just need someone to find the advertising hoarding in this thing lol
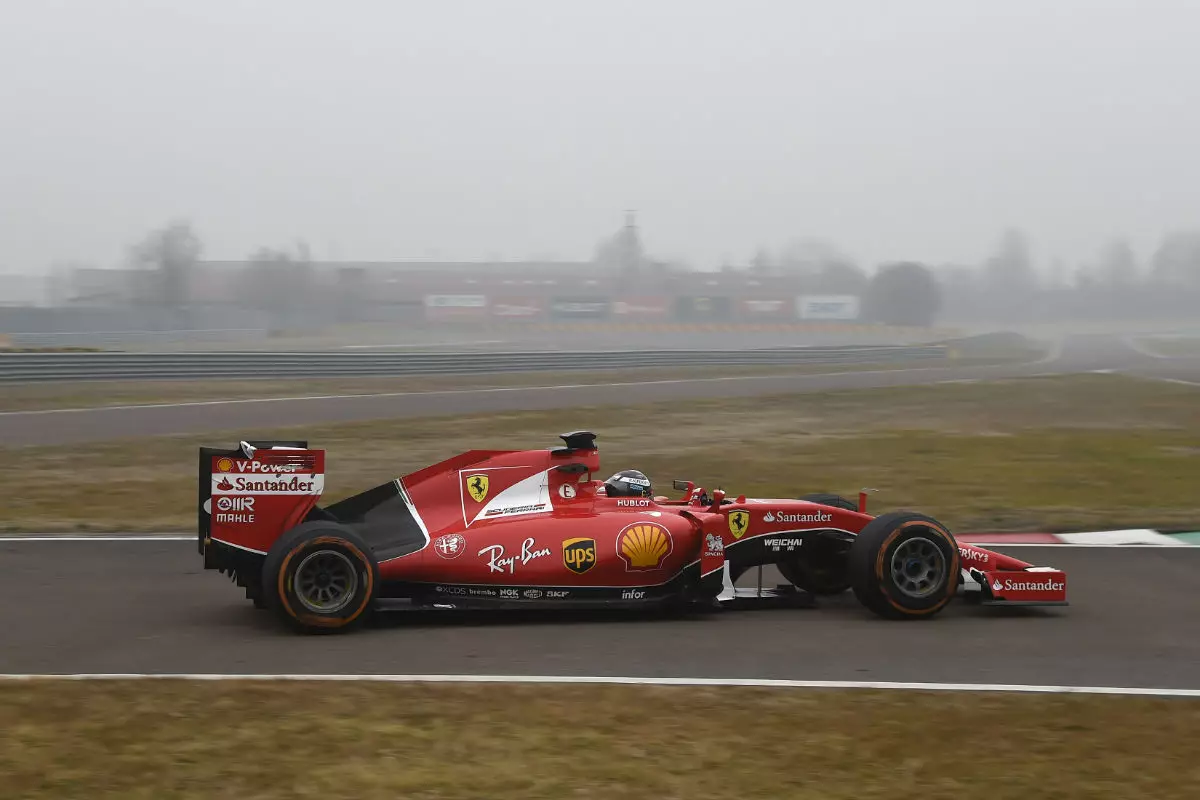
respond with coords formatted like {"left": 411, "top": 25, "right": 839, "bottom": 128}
{"left": 423, "top": 294, "right": 488, "bottom": 320}
{"left": 796, "top": 295, "right": 861, "bottom": 320}
{"left": 612, "top": 297, "right": 670, "bottom": 318}
{"left": 674, "top": 295, "right": 733, "bottom": 321}
{"left": 549, "top": 297, "right": 611, "bottom": 319}
{"left": 490, "top": 297, "right": 544, "bottom": 319}
{"left": 739, "top": 298, "right": 793, "bottom": 319}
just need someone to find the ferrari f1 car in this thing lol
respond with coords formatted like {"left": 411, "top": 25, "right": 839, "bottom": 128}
{"left": 198, "top": 431, "right": 1068, "bottom": 633}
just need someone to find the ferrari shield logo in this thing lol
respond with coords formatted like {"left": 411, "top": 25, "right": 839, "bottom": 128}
{"left": 466, "top": 474, "right": 490, "bottom": 502}
{"left": 728, "top": 510, "right": 750, "bottom": 539}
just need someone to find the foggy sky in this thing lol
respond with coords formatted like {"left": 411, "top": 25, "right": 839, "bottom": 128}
{"left": 2, "top": 0, "right": 1198, "bottom": 274}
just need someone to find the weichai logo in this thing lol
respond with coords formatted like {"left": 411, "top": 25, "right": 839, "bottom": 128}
{"left": 563, "top": 537, "right": 597, "bottom": 574}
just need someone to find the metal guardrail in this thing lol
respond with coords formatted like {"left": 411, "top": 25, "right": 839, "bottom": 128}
{"left": 0, "top": 345, "right": 946, "bottom": 383}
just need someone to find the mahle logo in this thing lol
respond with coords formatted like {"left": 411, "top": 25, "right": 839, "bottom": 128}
{"left": 466, "top": 474, "right": 490, "bottom": 502}
{"left": 563, "top": 537, "right": 597, "bottom": 574}
{"left": 727, "top": 510, "right": 750, "bottom": 539}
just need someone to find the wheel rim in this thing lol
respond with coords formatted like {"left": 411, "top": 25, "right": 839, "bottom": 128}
{"left": 294, "top": 549, "right": 359, "bottom": 614}
{"left": 889, "top": 536, "right": 947, "bottom": 599}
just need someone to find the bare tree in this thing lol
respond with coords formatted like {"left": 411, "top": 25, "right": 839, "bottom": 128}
{"left": 1150, "top": 231, "right": 1200, "bottom": 287}
{"left": 865, "top": 262, "right": 942, "bottom": 326}
{"left": 129, "top": 220, "right": 202, "bottom": 308}
{"left": 1096, "top": 238, "right": 1139, "bottom": 287}
{"left": 241, "top": 242, "right": 315, "bottom": 317}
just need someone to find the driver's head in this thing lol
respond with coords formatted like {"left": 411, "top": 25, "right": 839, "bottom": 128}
{"left": 603, "top": 469, "right": 652, "bottom": 498}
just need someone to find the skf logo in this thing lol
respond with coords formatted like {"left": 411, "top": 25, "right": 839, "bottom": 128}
{"left": 617, "top": 523, "right": 673, "bottom": 571}
{"left": 466, "top": 474, "right": 490, "bottom": 502}
{"left": 728, "top": 510, "right": 750, "bottom": 539}
{"left": 563, "top": 537, "right": 597, "bottom": 575}
{"left": 215, "top": 457, "right": 234, "bottom": 473}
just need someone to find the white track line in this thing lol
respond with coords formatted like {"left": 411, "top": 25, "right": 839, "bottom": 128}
{"left": 0, "top": 371, "right": 950, "bottom": 419}
{"left": 0, "top": 355, "right": 1066, "bottom": 417}
{"left": 0, "top": 673, "right": 1196, "bottom": 697}
{"left": 341, "top": 340, "right": 507, "bottom": 349}
{"left": 0, "top": 534, "right": 1194, "bottom": 548}
{"left": 1125, "top": 374, "right": 1200, "bottom": 388}
{"left": 0, "top": 535, "right": 194, "bottom": 542}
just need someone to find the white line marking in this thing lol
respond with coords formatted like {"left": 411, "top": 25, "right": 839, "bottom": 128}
{"left": 0, "top": 673, "right": 1196, "bottom": 697}
{"left": 0, "top": 357, "right": 1061, "bottom": 417}
{"left": 965, "top": 543, "right": 1192, "bottom": 548}
{"left": 0, "top": 535, "right": 193, "bottom": 542}
{"left": 0, "top": 535, "right": 1194, "bottom": 548}
{"left": 1129, "top": 374, "right": 1200, "bottom": 388}
{"left": 0, "top": 368, "right": 950, "bottom": 416}
{"left": 341, "top": 340, "right": 506, "bottom": 349}
{"left": 1123, "top": 336, "right": 1170, "bottom": 359}
{"left": 1057, "top": 529, "right": 1189, "bottom": 546}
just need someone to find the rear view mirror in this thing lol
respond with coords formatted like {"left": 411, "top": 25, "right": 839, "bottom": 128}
{"left": 672, "top": 479, "right": 691, "bottom": 491}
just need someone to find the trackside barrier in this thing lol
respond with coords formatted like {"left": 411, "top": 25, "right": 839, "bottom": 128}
{"left": 0, "top": 345, "right": 947, "bottom": 383}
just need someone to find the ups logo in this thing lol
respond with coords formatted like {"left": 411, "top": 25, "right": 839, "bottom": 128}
{"left": 563, "top": 537, "right": 597, "bottom": 575}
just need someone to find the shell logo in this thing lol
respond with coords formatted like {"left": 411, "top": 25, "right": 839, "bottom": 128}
{"left": 617, "top": 522, "right": 673, "bottom": 571}
{"left": 215, "top": 457, "right": 234, "bottom": 473}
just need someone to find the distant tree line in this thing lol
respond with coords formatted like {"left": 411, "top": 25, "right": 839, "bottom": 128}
{"left": 741, "top": 227, "right": 1200, "bottom": 327}
{"left": 124, "top": 218, "right": 1200, "bottom": 328}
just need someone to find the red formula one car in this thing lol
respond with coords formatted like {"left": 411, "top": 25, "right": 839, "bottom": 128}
{"left": 197, "top": 431, "right": 1068, "bottom": 633}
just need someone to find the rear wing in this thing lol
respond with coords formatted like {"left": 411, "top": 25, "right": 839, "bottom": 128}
{"left": 198, "top": 440, "right": 325, "bottom": 557}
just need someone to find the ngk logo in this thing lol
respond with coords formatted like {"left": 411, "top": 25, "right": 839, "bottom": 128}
{"left": 216, "top": 497, "right": 255, "bottom": 512}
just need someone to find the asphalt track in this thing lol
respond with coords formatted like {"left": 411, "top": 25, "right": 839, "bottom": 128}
{"left": 3, "top": 538, "right": 1198, "bottom": 689}
{"left": 3, "top": 334, "right": 1199, "bottom": 447}
{"left": 3, "top": 333, "right": 1199, "bottom": 689}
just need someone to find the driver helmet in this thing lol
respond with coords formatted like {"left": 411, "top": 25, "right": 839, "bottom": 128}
{"left": 603, "top": 469, "right": 652, "bottom": 498}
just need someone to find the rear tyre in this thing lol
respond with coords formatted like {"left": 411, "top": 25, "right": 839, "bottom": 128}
{"left": 261, "top": 522, "right": 379, "bottom": 634}
{"left": 847, "top": 511, "right": 960, "bottom": 620}
{"left": 776, "top": 493, "right": 857, "bottom": 595}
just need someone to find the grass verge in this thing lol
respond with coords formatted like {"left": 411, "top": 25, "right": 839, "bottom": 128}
{"left": 1138, "top": 336, "right": 1200, "bottom": 357}
{"left": 3, "top": 373, "right": 1198, "bottom": 533}
{"left": 0, "top": 361, "right": 948, "bottom": 412}
{"left": 0, "top": 681, "right": 1196, "bottom": 799}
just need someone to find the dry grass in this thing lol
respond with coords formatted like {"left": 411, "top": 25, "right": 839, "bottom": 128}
{"left": 0, "top": 681, "right": 1196, "bottom": 800}
{"left": 1139, "top": 336, "right": 1200, "bottom": 357}
{"left": 2, "top": 373, "right": 1198, "bottom": 533}
{"left": 0, "top": 361, "right": 935, "bottom": 412}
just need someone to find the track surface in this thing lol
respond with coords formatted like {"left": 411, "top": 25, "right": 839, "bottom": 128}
{"left": 3, "top": 334, "right": 1199, "bottom": 687}
{"left": 3, "top": 539, "right": 1198, "bottom": 689}
{"left": 4, "top": 334, "right": 1198, "bottom": 447}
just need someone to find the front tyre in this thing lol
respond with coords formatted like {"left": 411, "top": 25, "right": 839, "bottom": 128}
{"left": 261, "top": 522, "right": 379, "bottom": 634}
{"left": 848, "top": 511, "right": 960, "bottom": 619}
{"left": 776, "top": 493, "right": 859, "bottom": 595}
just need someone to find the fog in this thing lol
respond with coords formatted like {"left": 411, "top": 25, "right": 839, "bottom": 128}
{"left": 2, "top": 0, "right": 1199, "bottom": 276}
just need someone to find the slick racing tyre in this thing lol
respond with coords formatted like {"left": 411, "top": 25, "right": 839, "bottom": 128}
{"left": 776, "top": 493, "right": 857, "bottom": 595}
{"left": 261, "top": 522, "right": 379, "bottom": 634}
{"left": 848, "top": 511, "right": 960, "bottom": 620}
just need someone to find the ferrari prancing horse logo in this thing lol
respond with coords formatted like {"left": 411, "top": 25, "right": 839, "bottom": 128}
{"left": 728, "top": 510, "right": 749, "bottom": 539}
{"left": 466, "top": 474, "right": 490, "bottom": 502}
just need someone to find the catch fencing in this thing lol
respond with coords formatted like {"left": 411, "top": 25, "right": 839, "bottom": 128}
{"left": 0, "top": 345, "right": 946, "bottom": 383}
